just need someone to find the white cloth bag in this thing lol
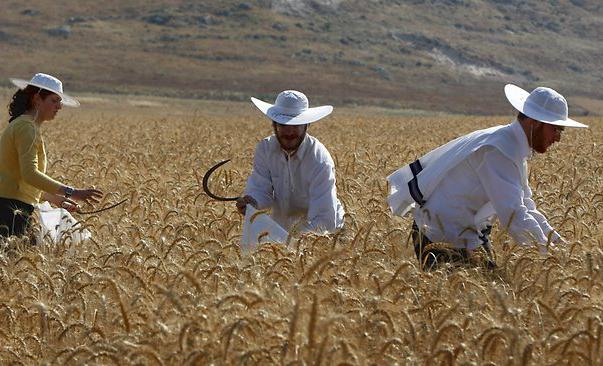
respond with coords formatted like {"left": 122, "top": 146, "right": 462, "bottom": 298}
{"left": 36, "top": 202, "right": 91, "bottom": 244}
{"left": 241, "top": 205, "right": 288, "bottom": 252}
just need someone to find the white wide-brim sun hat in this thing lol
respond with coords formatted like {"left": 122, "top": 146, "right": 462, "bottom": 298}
{"left": 251, "top": 90, "right": 332, "bottom": 125}
{"left": 505, "top": 84, "right": 586, "bottom": 128}
{"left": 9, "top": 73, "right": 80, "bottom": 107}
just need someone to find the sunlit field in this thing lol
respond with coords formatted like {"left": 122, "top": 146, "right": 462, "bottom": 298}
{"left": 1, "top": 95, "right": 601, "bottom": 365}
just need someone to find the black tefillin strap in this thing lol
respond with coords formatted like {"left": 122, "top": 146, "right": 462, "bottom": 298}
{"left": 407, "top": 159, "right": 426, "bottom": 207}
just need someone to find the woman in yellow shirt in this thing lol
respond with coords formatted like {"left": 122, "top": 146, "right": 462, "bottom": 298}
{"left": 0, "top": 73, "right": 103, "bottom": 238}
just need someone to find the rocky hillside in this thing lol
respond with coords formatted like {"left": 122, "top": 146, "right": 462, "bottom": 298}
{"left": 1, "top": 0, "right": 602, "bottom": 114}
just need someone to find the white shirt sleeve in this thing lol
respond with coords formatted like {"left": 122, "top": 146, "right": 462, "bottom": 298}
{"left": 306, "top": 162, "right": 339, "bottom": 232}
{"left": 244, "top": 142, "right": 275, "bottom": 210}
{"left": 469, "top": 147, "right": 549, "bottom": 245}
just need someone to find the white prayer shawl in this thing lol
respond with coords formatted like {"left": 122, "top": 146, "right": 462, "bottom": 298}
{"left": 388, "top": 123, "right": 524, "bottom": 217}
{"left": 388, "top": 120, "right": 559, "bottom": 249}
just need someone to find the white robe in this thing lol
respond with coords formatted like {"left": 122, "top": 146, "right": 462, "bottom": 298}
{"left": 245, "top": 134, "right": 345, "bottom": 233}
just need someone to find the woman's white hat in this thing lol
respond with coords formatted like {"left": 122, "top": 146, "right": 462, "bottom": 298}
{"left": 505, "top": 84, "right": 586, "bottom": 128}
{"left": 251, "top": 90, "right": 332, "bottom": 125}
{"left": 9, "top": 73, "right": 80, "bottom": 107}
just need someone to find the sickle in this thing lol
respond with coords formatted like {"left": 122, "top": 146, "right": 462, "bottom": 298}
{"left": 78, "top": 199, "right": 128, "bottom": 215}
{"left": 202, "top": 159, "right": 241, "bottom": 201}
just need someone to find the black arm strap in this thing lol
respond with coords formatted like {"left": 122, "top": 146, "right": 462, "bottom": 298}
{"left": 407, "top": 159, "right": 426, "bottom": 206}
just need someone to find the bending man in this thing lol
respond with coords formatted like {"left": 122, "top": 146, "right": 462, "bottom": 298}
{"left": 236, "top": 90, "right": 344, "bottom": 233}
{"left": 387, "top": 84, "right": 587, "bottom": 270}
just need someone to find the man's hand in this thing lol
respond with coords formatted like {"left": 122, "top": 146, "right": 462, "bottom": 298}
{"left": 541, "top": 235, "right": 567, "bottom": 254}
{"left": 236, "top": 195, "right": 257, "bottom": 215}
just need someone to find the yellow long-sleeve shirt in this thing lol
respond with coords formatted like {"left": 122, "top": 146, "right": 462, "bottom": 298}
{"left": 0, "top": 114, "right": 64, "bottom": 205}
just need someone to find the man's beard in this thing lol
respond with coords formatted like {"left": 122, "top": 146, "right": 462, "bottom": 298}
{"left": 273, "top": 124, "right": 308, "bottom": 153}
{"left": 277, "top": 132, "right": 306, "bottom": 152}
{"left": 531, "top": 123, "right": 547, "bottom": 153}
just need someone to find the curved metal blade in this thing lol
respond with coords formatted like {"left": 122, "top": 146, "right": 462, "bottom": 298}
{"left": 202, "top": 159, "right": 241, "bottom": 201}
{"left": 78, "top": 198, "right": 128, "bottom": 215}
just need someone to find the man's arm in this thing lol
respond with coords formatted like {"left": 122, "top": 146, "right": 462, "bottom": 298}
{"left": 471, "top": 147, "right": 549, "bottom": 246}
{"left": 306, "top": 162, "right": 339, "bottom": 233}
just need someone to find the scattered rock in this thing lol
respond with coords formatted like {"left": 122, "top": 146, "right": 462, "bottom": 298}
{"left": 272, "top": 22, "right": 288, "bottom": 32}
{"left": 271, "top": 0, "right": 344, "bottom": 17}
{"left": 215, "top": 10, "right": 231, "bottom": 17}
{"left": 569, "top": 0, "right": 587, "bottom": 7}
{"left": 339, "top": 36, "right": 360, "bottom": 46}
{"left": 144, "top": 14, "right": 172, "bottom": 26}
{"left": 236, "top": 3, "right": 252, "bottom": 11}
{"left": 391, "top": 32, "right": 442, "bottom": 49}
{"left": 544, "top": 21, "right": 560, "bottom": 33}
{"left": 158, "top": 34, "right": 190, "bottom": 42}
{"left": 371, "top": 65, "right": 391, "bottom": 80}
{"left": 21, "top": 9, "right": 40, "bottom": 16}
{"left": 46, "top": 25, "right": 71, "bottom": 38}
{"left": 197, "top": 15, "right": 222, "bottom": 26}
{"left": 0, "top": 30, "right": 11, "bottom": 43}
{"left": 244, "top": 34, "right": 287, "bottom": 41}
{"left": 571, "top": 104, "right": 590, "bottom": 116}
{"left": 67, "top": 16, "right": 96, "bottom": 24}
{"left": 340, "top": 59, "right": 366, "bottom": 67}
{"left": 398, "top": 47, "right": 411, "bottom": 55}
{"left": 567, "top": 64, "right": 583, "bottom": 73}
{"left": 0, "top": 30, "right": 22, "bottom": 45}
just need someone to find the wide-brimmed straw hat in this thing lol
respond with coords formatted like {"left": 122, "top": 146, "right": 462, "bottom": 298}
{"left": 9, "top": 73, "right": 80, "bottom": 107}
{"left": 251, "top": 90, "right": 332, "bottom": 125}
{"left": 505, "top": 84, "right": 586, "bottom": 128}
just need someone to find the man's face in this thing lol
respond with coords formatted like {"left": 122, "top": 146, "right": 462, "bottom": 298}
{"left": 34, "top": 93, "right": 62, "bottom": 122}
{"left": 273, "top": 122, "right": 307, "bottom": 152}
{"left": 530, "top": 119, "right": 564, "bottom": 153}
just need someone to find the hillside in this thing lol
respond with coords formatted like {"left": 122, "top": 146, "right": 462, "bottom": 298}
{"left": 1, "top": 0, "right": 602, "bottom": 114}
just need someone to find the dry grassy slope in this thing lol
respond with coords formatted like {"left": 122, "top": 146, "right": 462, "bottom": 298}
{"left": 0, "top": 0, "right": 602, "bottom": 114}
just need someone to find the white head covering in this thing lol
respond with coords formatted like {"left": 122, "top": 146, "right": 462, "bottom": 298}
{"left": 9, "top": 73, "right": 80, "bottom": 107}
{"left": 251, "top": 90, "right": 332, "bottom": 125}
{"left": 505, "top": 84, "right": 586, "bottom": 128}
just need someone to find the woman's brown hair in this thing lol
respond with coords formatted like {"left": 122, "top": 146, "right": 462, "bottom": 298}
{"left": 7, "top": 85, "right": 53, "bottom": 123}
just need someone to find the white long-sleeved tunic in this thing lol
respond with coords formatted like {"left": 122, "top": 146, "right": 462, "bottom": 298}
{"left": 244, "top": 134, "right": 344, "bottom": 233}
{"left": 413, "top": 120, "right": 560, "bottom": 249}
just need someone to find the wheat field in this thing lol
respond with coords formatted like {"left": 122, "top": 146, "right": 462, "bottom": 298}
{"left": 0, "top": 97, "right": 601, "bottom": 365}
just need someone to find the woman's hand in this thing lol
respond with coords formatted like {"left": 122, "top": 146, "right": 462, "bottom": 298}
{"left": 60, "top": 199, "right": 81, "bottom": 213}
{"left": 42, "top": 192, "right": 81, "bottom": 212}
{"left": 72, "top": 188, "right": 104, "bottom": 206}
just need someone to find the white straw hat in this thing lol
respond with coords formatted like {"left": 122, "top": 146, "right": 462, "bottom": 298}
{"left": 251, "top": 90, "right": 332, "bottom": 125}
{"left": 505, "top": 84, "right": 586, "bottom": 128}
{"left": 9, "top": 73, "right": 80, "bottom": 107}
